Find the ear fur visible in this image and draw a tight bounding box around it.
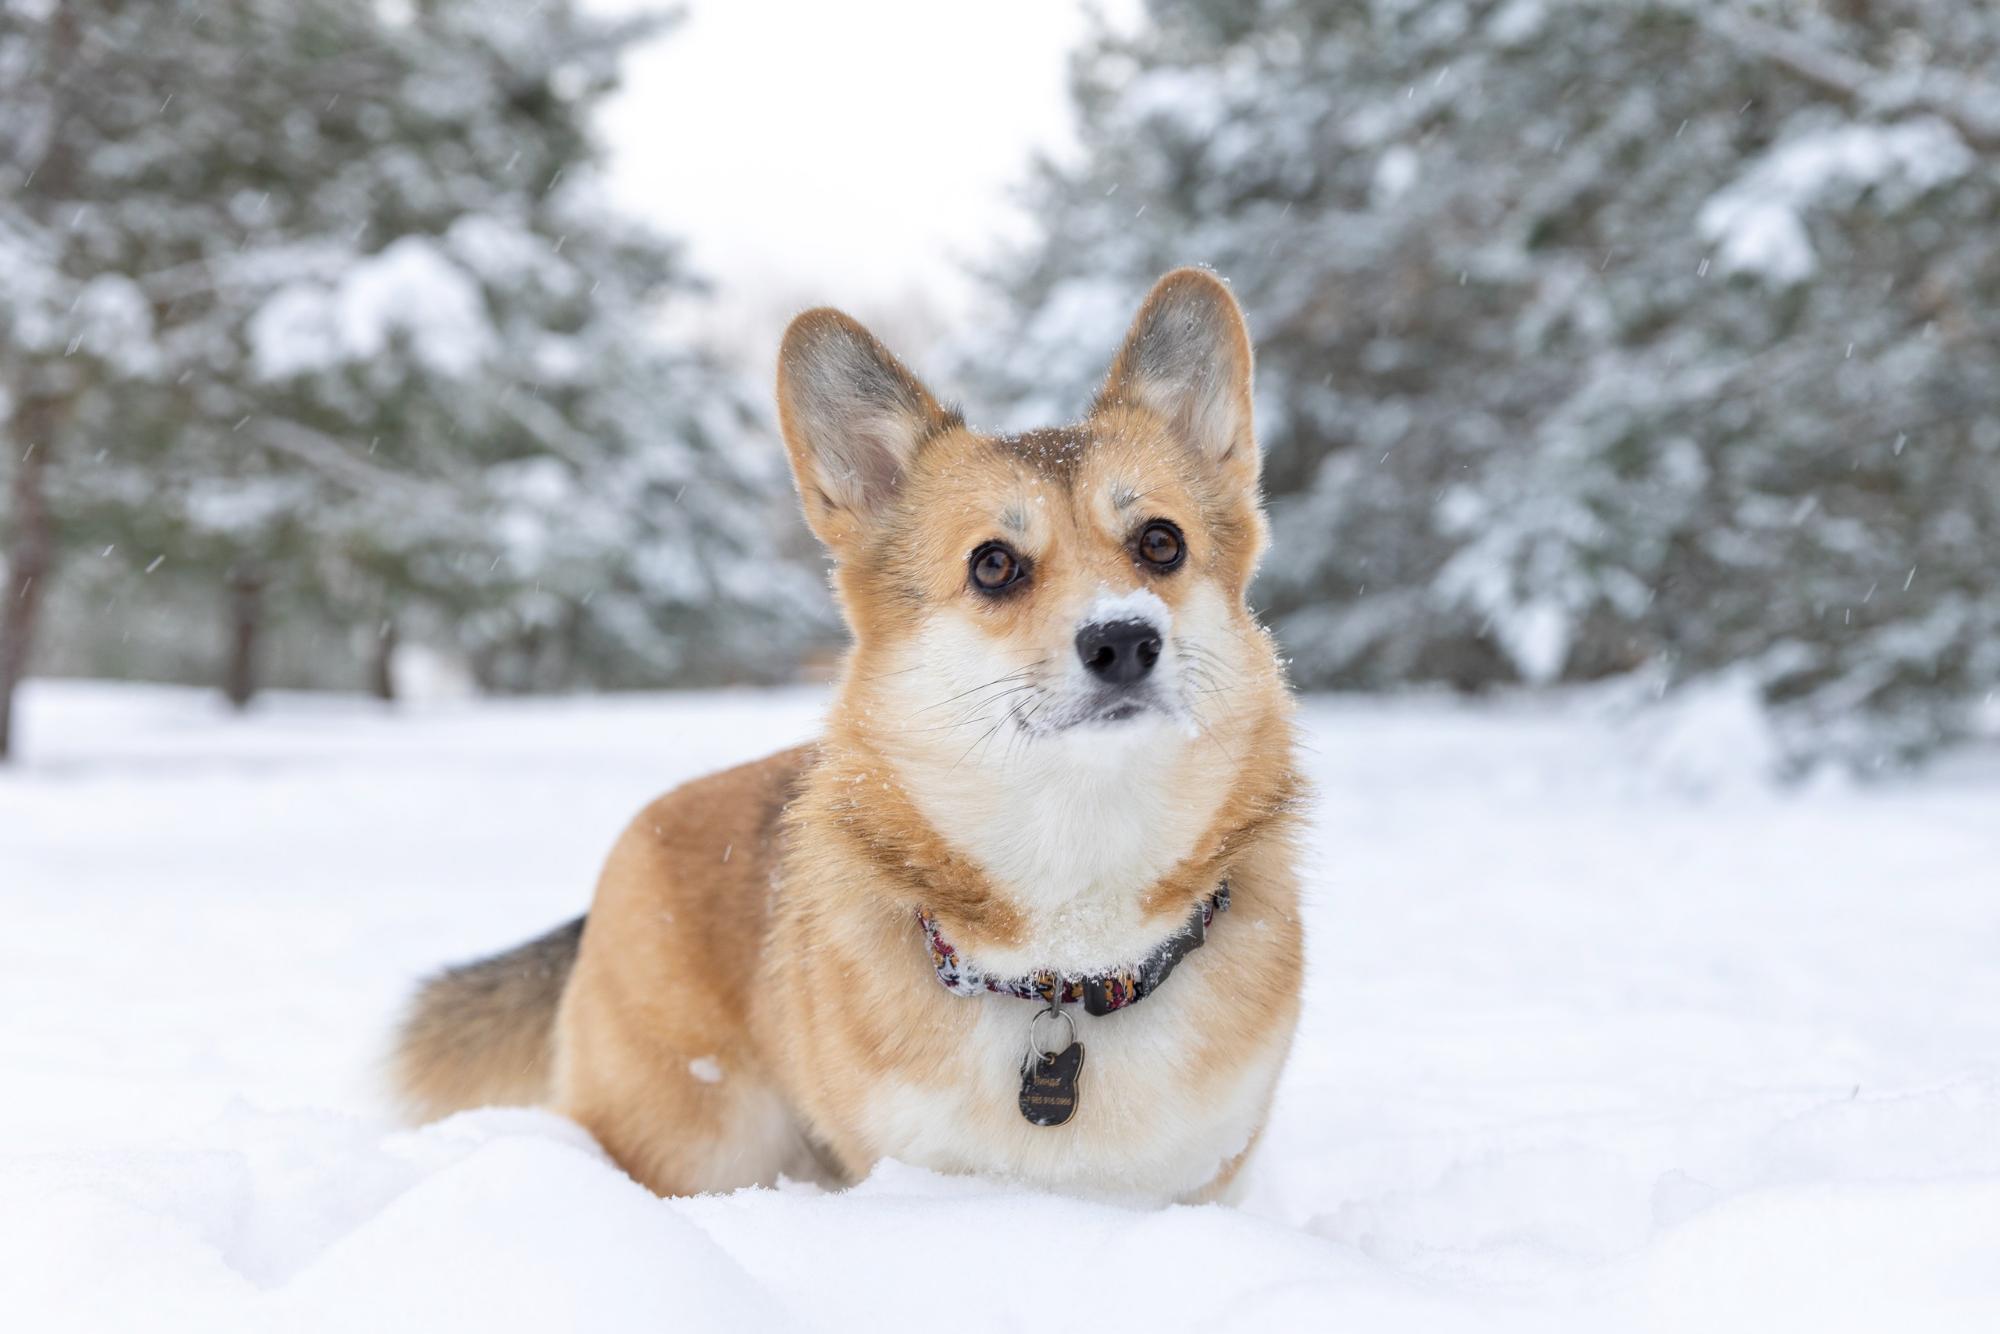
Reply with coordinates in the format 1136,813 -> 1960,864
1096,268 -> 1256,482
777,309 -> 951,552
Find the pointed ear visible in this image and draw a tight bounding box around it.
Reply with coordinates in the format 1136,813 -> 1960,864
776,308 -> 952,553
1095,268 -> 1256,482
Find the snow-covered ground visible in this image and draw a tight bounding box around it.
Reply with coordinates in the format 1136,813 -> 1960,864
3,680 -> 1997,1331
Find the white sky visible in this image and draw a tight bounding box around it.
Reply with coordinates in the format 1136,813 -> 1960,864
587,0 -> 1125,352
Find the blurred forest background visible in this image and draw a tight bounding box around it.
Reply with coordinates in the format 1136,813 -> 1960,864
3,0 -> 1996,768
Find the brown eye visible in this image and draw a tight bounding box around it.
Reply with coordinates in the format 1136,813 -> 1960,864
1138,521 -> 1184,571
969,542 -> 1024,592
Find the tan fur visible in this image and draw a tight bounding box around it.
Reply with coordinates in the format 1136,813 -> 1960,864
392,917 -> 582,1122
391,269 -> 1308,1204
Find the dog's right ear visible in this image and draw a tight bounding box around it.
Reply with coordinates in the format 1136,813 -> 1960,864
777,309 -> 951,554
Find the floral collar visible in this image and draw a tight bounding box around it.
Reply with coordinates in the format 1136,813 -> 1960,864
916,883 -> 1229,1017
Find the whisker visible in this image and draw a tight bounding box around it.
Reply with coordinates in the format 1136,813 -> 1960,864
956,686 -> 1050,772
910,668 -> 1036,717
1005,697 -> 1049,763
901,683 -> 1042,734
855,663 -> 926,682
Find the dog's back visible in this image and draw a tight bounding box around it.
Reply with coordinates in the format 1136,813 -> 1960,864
390,747 -> 809,1130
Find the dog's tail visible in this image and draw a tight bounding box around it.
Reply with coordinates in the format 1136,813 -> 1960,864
389,916 -> 584,1122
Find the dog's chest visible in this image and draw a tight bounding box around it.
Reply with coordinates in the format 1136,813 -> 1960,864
858,959 -> 1289,1203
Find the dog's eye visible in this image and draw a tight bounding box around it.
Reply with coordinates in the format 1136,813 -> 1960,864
1137,522 -> 1185,571
969,542 -> 1025,592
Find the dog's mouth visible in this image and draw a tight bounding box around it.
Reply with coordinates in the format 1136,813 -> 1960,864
1019,689 -> 1166,736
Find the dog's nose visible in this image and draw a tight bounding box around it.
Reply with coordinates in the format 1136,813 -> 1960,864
1075,619 -> 1162,686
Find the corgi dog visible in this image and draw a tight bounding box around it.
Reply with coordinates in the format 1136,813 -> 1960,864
392,269 -> 1306,1204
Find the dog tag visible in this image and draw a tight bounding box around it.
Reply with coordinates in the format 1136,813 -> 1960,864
1019,1041 -> 1085,1126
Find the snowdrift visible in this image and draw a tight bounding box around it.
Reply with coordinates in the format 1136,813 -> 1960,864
4,683 -> 1998,1331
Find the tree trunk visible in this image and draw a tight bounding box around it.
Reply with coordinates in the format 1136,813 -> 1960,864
371,618 -> 398,703
223,563 -> 264,711
0,397 -> 61,763
2,8 -> 82,762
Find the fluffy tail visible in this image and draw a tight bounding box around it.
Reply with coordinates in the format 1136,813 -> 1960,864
389,916 -> 584,1122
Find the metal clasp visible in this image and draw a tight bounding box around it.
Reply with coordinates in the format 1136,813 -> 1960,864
1025,998 -> 1074,1067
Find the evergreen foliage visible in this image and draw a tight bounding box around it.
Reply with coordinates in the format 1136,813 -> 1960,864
972,0 -> 2000,763
1,0 -> 823,738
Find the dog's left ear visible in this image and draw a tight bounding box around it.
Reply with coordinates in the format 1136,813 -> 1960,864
1095,268 -> 1257,485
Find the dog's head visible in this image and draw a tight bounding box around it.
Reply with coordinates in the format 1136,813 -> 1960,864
777,270 -> 1287,903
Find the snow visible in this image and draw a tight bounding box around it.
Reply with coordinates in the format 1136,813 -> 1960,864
1704,200 -> 1817,286
1371,145 -> 1420,207
70,273 -> 158,375
1486,0 -> 1547,48
1699,116 -> 1973,283
446,215 -> 575,295
1495,598 -> 1571,686
246,283 -> 345,380
3,680 -> 1998,1331
1625,670 -> 1782,794
248,237 -> 496,380
1082,585 -> 1172,633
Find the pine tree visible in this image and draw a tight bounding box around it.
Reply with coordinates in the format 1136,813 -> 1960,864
971,0 -> 2000,764
1,0 -> 823,749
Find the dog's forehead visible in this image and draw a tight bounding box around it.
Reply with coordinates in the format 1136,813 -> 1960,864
935,423 -> 1186,547
986,425 -> 1090,485
979,424 -> 1173,490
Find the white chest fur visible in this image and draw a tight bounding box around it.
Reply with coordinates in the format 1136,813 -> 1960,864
873,603 -> 1250,978
884,712 -> 1236,977
861,938 -> 1289,1204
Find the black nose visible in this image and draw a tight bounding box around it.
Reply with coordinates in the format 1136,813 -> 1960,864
1075,619 -> 1162,686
